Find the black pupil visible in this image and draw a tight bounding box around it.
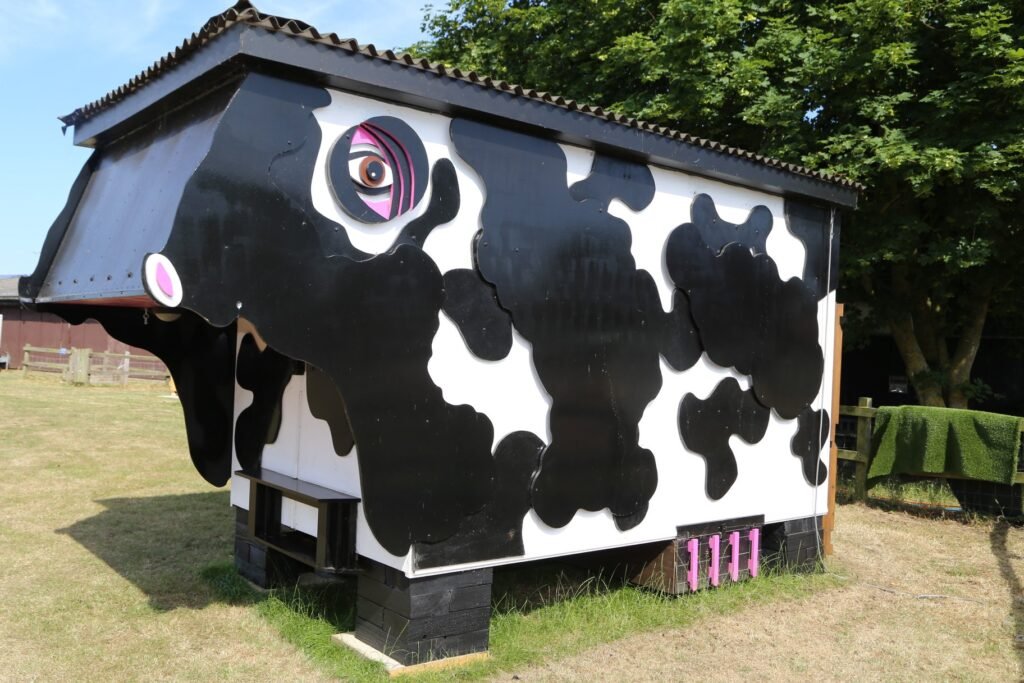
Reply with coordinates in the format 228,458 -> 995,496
366,161 -> 384,181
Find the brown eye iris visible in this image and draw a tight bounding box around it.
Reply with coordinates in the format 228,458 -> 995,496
359,156 -> 388,187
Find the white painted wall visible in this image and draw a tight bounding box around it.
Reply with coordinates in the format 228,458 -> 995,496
229,88 -> 837,577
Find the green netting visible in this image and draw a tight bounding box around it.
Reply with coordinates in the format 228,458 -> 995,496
868,405 -> 1024,485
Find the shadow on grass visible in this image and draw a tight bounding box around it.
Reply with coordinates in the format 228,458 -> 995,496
990,520 -> 1024,677
840,494 -> 969,521
58,491 -> 235,611
60,489 -> 365,628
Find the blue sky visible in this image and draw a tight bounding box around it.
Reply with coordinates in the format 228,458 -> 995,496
0,0 -> 429,276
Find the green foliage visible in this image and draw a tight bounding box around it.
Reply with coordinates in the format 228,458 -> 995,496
418,0 -> 1024,406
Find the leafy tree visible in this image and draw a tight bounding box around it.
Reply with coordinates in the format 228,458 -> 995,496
418,0 -> 1024,408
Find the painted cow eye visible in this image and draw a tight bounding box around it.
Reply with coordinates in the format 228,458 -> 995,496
348,146 -> 393,192
328,116 -> 429,224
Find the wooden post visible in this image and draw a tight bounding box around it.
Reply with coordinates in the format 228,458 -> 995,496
121,351 -> 130,387
21,346 -> 30,377
854,396 -> 874,502
823,304 -> 844,556
70,348 -> 91,385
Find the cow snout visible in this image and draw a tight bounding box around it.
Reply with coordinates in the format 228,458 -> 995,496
143,253 -> 183,308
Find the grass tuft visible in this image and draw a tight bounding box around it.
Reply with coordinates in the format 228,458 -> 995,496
199,563 -> 261,605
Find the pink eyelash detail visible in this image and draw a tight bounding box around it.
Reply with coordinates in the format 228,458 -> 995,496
363,122 -> 416,214
358,124 -> 400,217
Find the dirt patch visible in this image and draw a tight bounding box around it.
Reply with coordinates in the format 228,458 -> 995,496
499,504 -> 1024,681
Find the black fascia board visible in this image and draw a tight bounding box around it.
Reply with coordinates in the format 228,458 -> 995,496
72,23 -> 858,209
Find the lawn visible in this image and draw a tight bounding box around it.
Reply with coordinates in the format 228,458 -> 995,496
1,372 -> 1021,681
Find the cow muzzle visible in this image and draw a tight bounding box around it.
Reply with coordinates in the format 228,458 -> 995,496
143,252 -> 183,308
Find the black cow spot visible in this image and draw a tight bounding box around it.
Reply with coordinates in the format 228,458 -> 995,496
569,154 -> 656,210
666,198 -> 823,419
452,118 -> 668,529
689,193 -> 772,256
235,334 -> 303,470
413,431 -> 543,569
792,408 -> 829,486
784,199 -> 839,300
58,307 -> 236,486
679,378 -> 770,500
305,363 -> 354,457
441,266 -> 513,361
662,289 -> 703,371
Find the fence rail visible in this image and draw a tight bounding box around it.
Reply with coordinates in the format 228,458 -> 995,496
21,344 -> 169,386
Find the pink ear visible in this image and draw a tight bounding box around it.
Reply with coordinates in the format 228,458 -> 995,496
155,261 -> 174,297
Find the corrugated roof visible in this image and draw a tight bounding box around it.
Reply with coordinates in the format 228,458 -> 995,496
59,1 -> 862,191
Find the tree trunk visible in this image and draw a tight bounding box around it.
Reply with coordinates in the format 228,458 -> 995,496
945,283 -> 992,409
889,266 -> 945,407
889,313 -> 945,407
887,277 -> 992,410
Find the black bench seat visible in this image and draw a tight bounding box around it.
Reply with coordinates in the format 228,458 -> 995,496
236,467 -> 360,575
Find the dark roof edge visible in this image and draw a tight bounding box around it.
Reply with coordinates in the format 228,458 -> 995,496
64,3 -> 859,208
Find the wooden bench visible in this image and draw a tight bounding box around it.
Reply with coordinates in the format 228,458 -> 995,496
235,468 -> 360,575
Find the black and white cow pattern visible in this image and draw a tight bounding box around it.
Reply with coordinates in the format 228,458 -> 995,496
118,72 -> 836,570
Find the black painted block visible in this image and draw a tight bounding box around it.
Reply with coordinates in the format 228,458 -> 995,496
358,577 -> 491,618
355,558 -> 493,665
355,618 -> 489,665
761,516 -> 823,572
379,605 -> 490,641
362,560 -> 492,594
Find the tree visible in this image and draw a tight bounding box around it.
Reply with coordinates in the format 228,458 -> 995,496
418,0 -> 1024,408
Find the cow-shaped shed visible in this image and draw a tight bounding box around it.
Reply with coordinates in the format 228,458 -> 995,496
22,1 -> 859,667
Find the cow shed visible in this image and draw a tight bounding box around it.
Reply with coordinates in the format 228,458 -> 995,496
22,1 -> 859,667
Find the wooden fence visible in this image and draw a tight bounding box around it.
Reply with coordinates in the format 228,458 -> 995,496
21,344 -> 168,386
836,397 -> 876,502
836,398 -> 1024,503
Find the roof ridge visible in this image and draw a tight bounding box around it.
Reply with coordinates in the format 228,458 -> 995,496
58,1 -> 863,191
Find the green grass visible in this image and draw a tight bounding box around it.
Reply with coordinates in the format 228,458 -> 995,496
201,564 -> 385,680
2,372 -> 838,681
837,472 -> 961,508
201,557 -> 836,682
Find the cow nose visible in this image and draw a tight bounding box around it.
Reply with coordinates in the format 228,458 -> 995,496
144,253 -> 183,308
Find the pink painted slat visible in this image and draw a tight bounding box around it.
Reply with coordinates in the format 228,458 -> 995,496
749,528 -> 761,578
728,530 -> 740,582
686,538 -> 699,592
709,534 -> 721,587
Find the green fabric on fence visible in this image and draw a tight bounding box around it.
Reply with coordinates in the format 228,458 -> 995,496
868,406 -> 1024,485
